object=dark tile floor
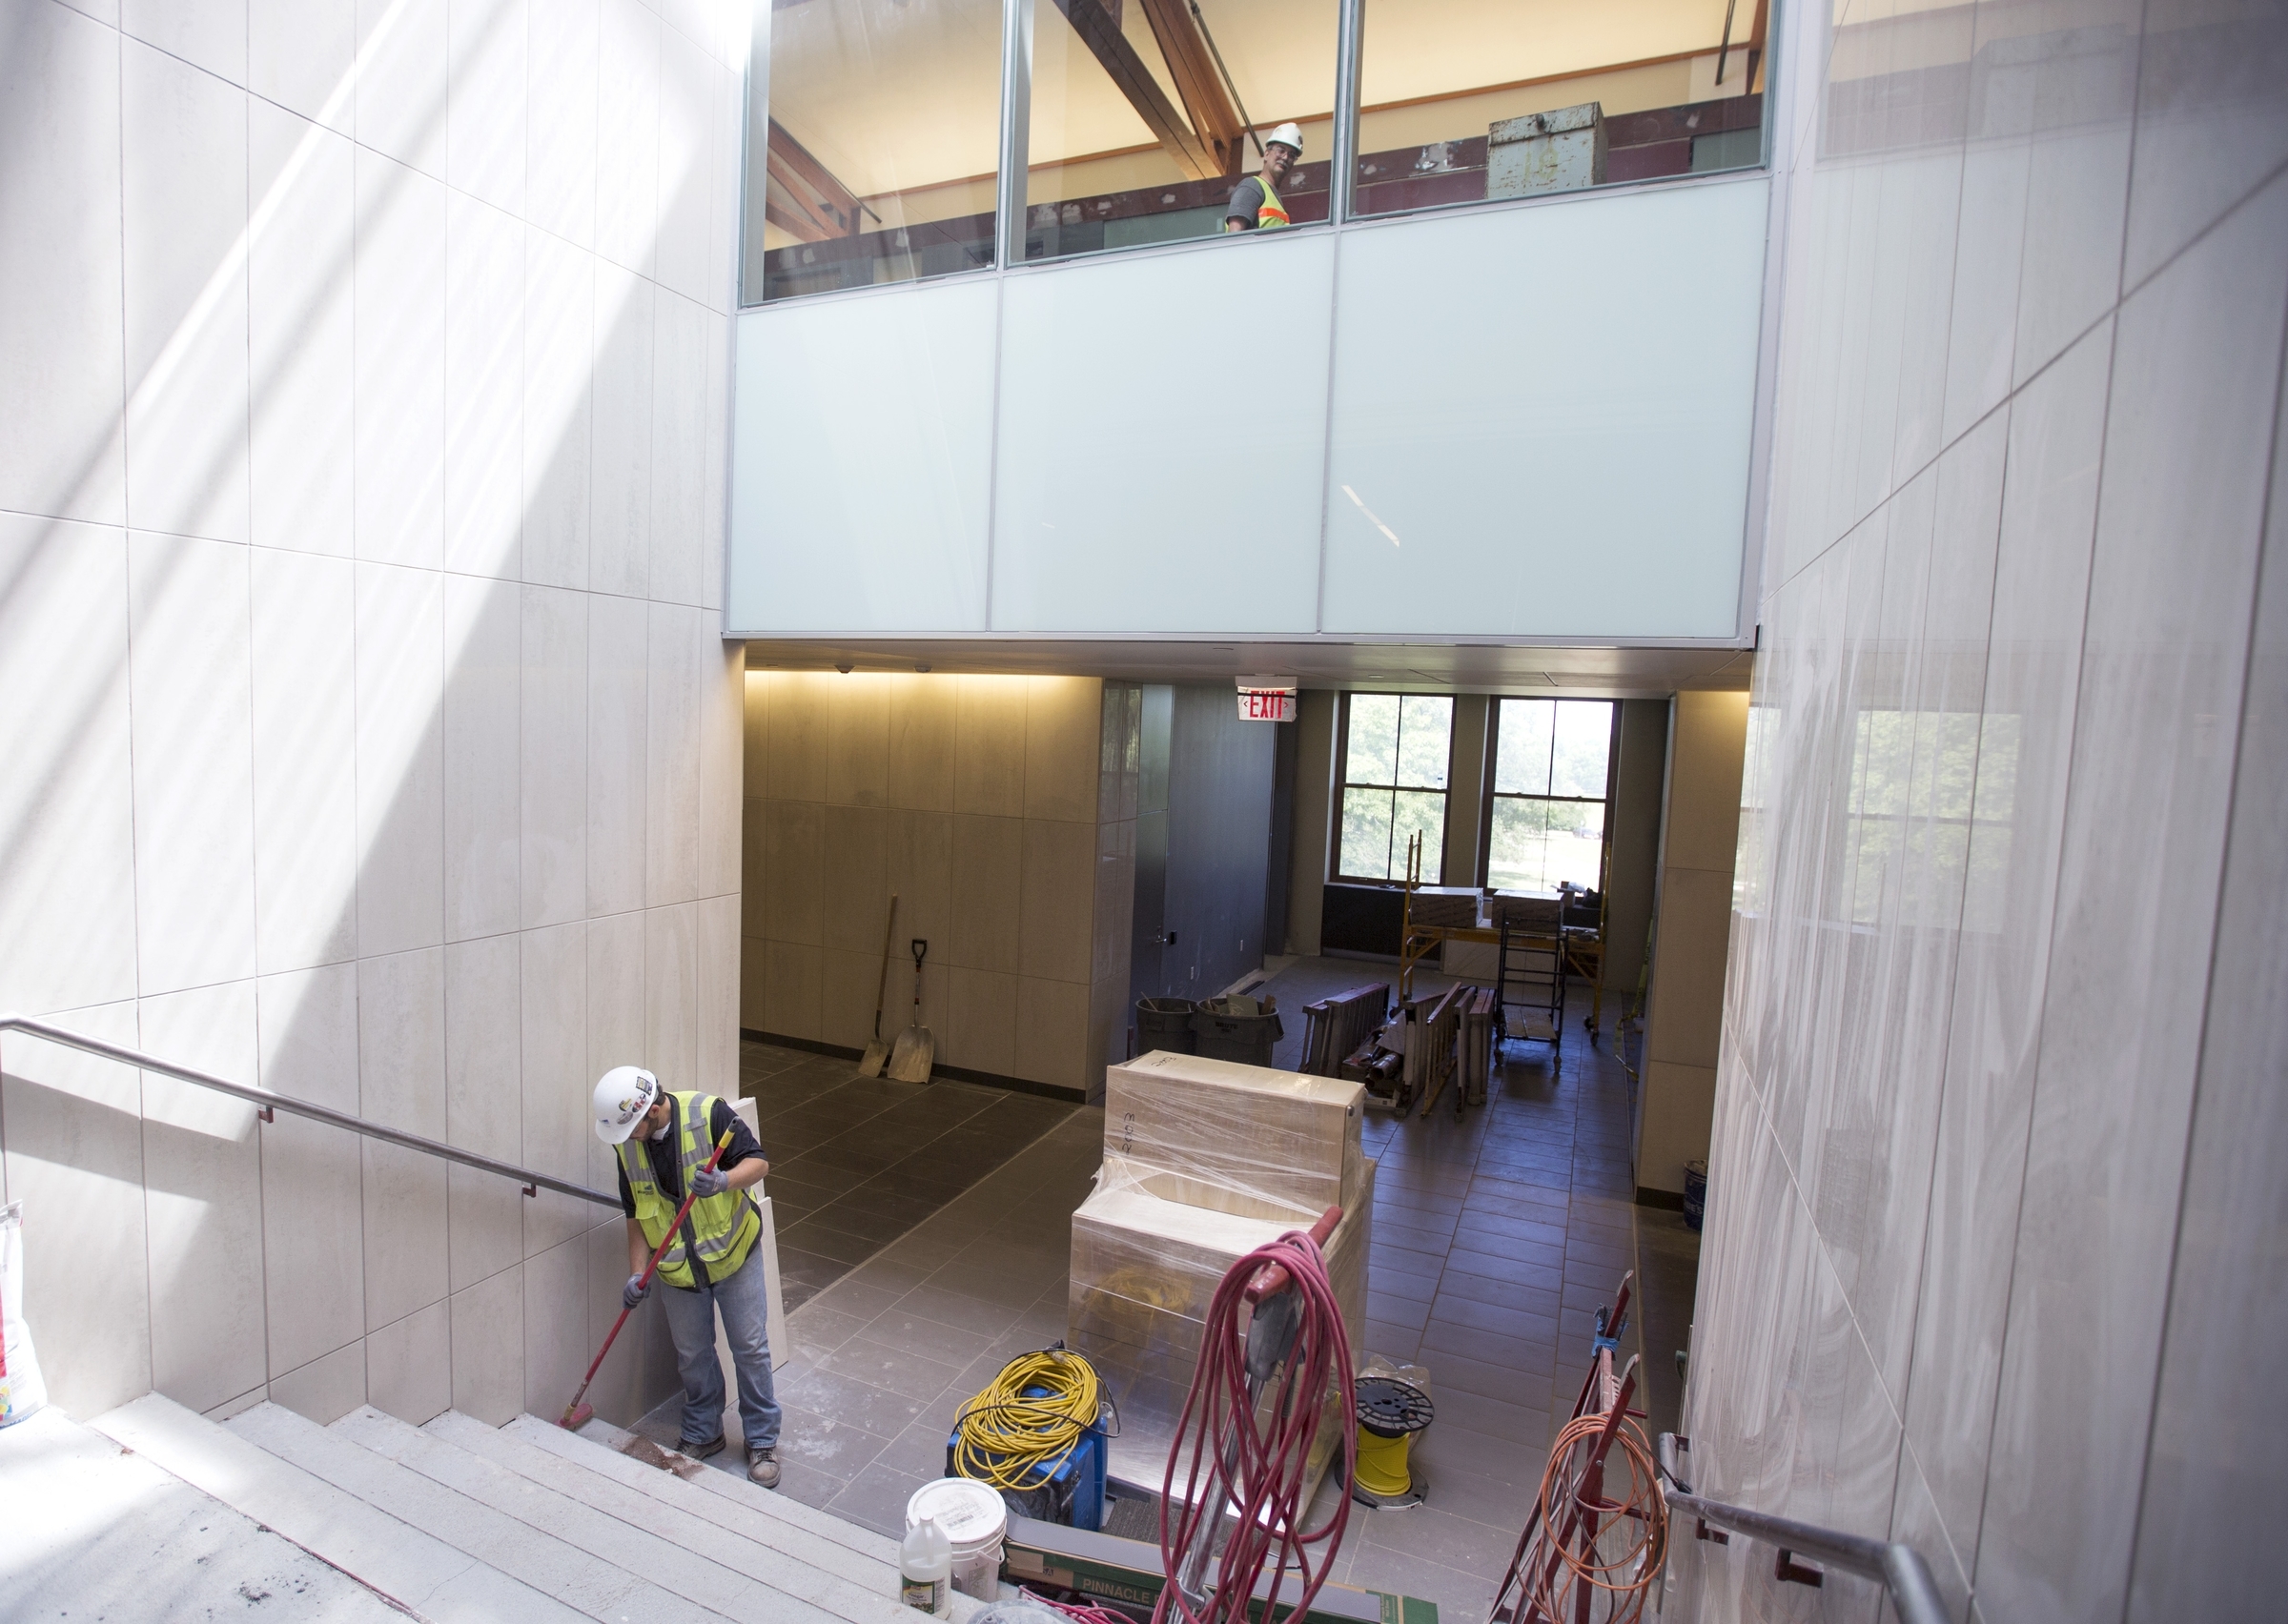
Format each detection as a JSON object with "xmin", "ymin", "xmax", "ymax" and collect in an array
[
  {"xmin": 644, "ymin": 987, "xmax": 1700, "ymax": 1617},
  {"xmin": 731, "ymin": 1041, "xmax": 1079, "ymax": 1312}
]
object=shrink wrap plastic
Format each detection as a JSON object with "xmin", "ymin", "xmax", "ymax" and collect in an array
[
  {"xmin": 1068, "ymin": 1154, "xmax": 1377, "ymax": 1503},
  {"xmin": 1100, "ymin": 1052, "xmax": 1365, "ymax": 1223}
]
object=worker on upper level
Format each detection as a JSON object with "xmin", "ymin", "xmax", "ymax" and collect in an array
[
  {"xmin": 1225, "ymin": 123, "xmax": 1304, "ymax": 233},
  {"xmin": 594, "ymin": 1066, "xmax": 783, "ymax": 1488}
]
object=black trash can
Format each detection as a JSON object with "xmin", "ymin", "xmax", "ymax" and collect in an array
[
  {"xmin": 1192, "ymin": 998, "xmax": 1284, "ymax": 1067},
  {"xmin": 1134, "ymin": 997, "xmax": 1198, "ymax": 1056}
]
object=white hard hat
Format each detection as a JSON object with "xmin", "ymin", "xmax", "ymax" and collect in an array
[
  {"xmin": 593, "ymin": 1066, "xmax": 660, "ymax": 1145},
  {"xmin": 1265, "ymin": 123, "xmax": 1303, "ymax": 155}
]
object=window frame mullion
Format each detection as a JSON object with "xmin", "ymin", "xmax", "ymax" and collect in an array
[
  {"xmin": 995, "ymin": 0, "xmax": 1033, "ymax": 273},
  {"xmin": 1331, "ymin": 0, "xmax": 1365, "ymax": 224}
]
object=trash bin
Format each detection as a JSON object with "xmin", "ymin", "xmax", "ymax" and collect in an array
[
  {"xmin": 1192, "ymin": 998, "xmax": 1284, "ymax": 1067},
  {"xmin": 1134, "ymin": 997, "xmax": 1197, "ymax": 1056}
]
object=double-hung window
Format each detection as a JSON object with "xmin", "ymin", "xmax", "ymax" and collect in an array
[
  {"xmin": 1484, "ymin": 699, "xmax": 1614, "ymax": 892},
  {"xmin": 1335, "ymin": 694, "xmax": 1455, "ymax": 883}
]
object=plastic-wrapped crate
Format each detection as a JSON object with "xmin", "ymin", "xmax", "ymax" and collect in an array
[
  {"xmin": 1101, "ymin": 1051, "xmax": 1363, "ymax": 1224},
  {"xmin": 1066, "ymin": 1157, "xmax": 1376, "ymax": 1505}
]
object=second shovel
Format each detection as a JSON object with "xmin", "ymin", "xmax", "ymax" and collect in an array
[
  {"xmin": 857, "ymin": 894, "xmax": 899, "ymax": 1077},
  {"xmin": 886, "ymin": 938, "xmax": 935, "ymax": 1084}
]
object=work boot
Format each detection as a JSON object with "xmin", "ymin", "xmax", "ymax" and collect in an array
[
  {"xmin": 682, "ymin": 1433, "xmax": 726, "ymax": 1461},
  {"xmin": 747, "ymin": 1446, "xmax": 781, "ymax": 1489}
]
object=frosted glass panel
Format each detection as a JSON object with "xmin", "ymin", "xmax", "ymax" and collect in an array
[
  {"xmin": 1322, "ymin": 176, "xmax": 1767, "ymax": 637},
  {"xmin": 991, "ymin": 232, "xmax": 1333, "ymax": 633},
  {"xmin": 725, "ymin": 280, "xmax": 998, "ymax": 634}
]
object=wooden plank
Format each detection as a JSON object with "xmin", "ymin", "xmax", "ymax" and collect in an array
[
  {"xmin": 1134, "ymin": 0, "xmax": 1248, "ymax": 176},
  {"xmin": 1051, "ymin": 0, "xmax": 1220, "ymax": 180}
]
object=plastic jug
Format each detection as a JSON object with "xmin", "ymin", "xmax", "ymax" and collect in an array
[{"xmin": 899, "ymin": 1513, "xmax": 952, "ymax": 1615}]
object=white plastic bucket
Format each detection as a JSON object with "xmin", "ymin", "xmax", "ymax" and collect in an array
[{"xmin": 906, "ymin": 1478, "xmax": 1007, "ymax": 1601}]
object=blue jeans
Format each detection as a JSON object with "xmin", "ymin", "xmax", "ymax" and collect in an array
[{"xmin": 658, "ymin": 1247, "xmax": 781, "ymax": 1452}]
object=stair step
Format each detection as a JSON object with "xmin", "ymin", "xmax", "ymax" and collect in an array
[
  {"xmin": 505, "ymin": 1416, "xmax": 918, "ymax": 1573},
  {"xmin": 519, "ymin": 1412, "xmax": 910, "ymax": 1569},
  {"xmin": 2, "ymin": 1403, "xmax": 400, "ymax": 1621},
  {"xmin": 229, "ymin": 1401, "xmax": 740, "ymax": 1624},
  {"xmin": 510, "ymin": 1418, "xmax": 919, "ymax": 1573},
  {"xmin": 335, "ymin": 1405, "xmax": 858, "ymax": 1624},
  {"xmin": 94, "ymin": 1392, "xmax": 588, "ymax": 1624},
  {"xmin": 438, "ymin": 1411, "xmax": 953, "ymax": 1624}
]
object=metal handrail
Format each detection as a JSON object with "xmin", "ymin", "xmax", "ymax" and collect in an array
[
  {"xmin": 0, "ymin": 1013, "xmax": 618, "ymax": 1208},
  {"xmin": 1657, "ymin": 1433, "xmax": 1952, "ymax": 1624}
]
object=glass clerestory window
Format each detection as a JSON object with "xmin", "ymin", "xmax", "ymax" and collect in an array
[
  {"xmin": 1337, "ymin": 693, "xmax": 1454, "ymax": 883},
  {"xmin": 746, "ymin": 0, "xmax": 1007, "ymax": 302},
  {"xmin": 1022, "ymin": 0, "xmax": 1338, "ymax": 261},
  {"xmin": 1352, "ymin": 0, "xmax": 1767, "ymax": 219},
  {"xmin": 743, "ymin": 0, "xmax": 1773, "ymax": 303},
  {"xmin": 1486, "ymin": 698, "xmax": 1613, "ymax": 893}
]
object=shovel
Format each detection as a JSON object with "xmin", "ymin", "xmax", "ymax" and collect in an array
[
  {"xmin": 857, "ymin": 894, "xmax": 900, "ymax": 1077},
  {"xmin": 886, "ymin": 938, "xmax": 935, "ymax": 1084}
]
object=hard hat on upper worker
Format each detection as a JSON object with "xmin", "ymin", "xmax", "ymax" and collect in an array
[
  {"xmin": 1265, "ymin": 122, "xmax": 1303, "ymax": 156},
  {"xmin": 593, "ymin": 1066, "xmax": 661, "ymax": 1145}
]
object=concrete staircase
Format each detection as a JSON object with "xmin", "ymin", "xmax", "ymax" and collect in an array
[{"xmin": 2, "ymin": 1395, "xmax": 978, "ymax": 1623}]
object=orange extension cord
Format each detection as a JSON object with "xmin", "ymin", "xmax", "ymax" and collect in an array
[{"xmin": 1494, "ymin": 1408, "xmax": 1669, "ymax": 1624}]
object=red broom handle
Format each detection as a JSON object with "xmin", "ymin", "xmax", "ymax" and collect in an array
[{"xmin": 560, "ymin": 1127, "xmax": 735, "ymax": 1424}]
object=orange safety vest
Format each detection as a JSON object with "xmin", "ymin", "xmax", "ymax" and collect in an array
[{"xmin": 1254, "ymin": 174, "xmax": 1291, "ymax": 230}]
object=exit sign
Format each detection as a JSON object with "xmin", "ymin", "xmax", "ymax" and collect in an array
[{"xmin": 1236, "ymin": 676, "xmax": 1297, "ymax": 722}]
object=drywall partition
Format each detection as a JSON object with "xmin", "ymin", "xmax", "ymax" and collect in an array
[{"xmin": 725, "ymin": 173, "xmax": 1770, "ymax": 643}]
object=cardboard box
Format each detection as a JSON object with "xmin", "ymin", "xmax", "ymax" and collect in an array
[
  {"xmin": 1068, "ymin": 1158, "xmax": 1377, "ymax": 1503},
  {"xmin": 1101, "ymin": 1052, "xmax": 1364, "ymax": 1224}
]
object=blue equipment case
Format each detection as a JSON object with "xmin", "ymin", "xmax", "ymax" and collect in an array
[{"xmin": 946, "ymin": 1399, "xmax": 1108, "ymax": 1532}]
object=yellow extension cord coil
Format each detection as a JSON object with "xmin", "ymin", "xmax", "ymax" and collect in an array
[{"xmin": 950, "ymin": 1350, "xmax": 1102, "ymax": 1490}]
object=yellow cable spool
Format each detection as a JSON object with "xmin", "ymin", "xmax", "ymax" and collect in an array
[
  {"xmin": 950, "ymin": 1350, "xmax": 1103, "ymax": 1492},
  {"xmin": 1355, "ymin": 1428, "xmax": 1415, "ymax": 1496},
  {"xmin": 1353, "ymin": 1375, "xmax": 1435, "ymax": 1501}
]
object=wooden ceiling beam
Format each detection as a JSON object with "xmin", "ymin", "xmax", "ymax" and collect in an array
[
  {"xmin": 765, "ymin": 118, "xmax": 866, "ymax": 241},
  {"xmin": 1051, "ymin": 0, "xmax": 1220, "ymax": 181},
  {"xmin": 1136, "ymin": 0, "xmax": 1247, "ymax": 176}
]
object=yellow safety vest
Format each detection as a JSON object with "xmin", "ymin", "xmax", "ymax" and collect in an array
[
  {"xmin": 618, "ymin": 1091, "xmax": 761, "ymax": 1289},
  {"xmin": 1255, "ymin": 174, "xmax": 1291, "ymax": 230}
]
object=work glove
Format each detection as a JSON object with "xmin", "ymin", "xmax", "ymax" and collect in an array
[
  {"xmin": 689, "ymin": 1167, "xmax": 728, "ymax": 1198},
  {"xmin": 623, "ymin": 1274, "xmax": 650, "ymax": 1310}
]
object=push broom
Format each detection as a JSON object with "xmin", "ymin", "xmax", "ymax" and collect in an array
[{"xmin": 559, "ymin": 1127, "xmax": 734, "ymax": 1431}]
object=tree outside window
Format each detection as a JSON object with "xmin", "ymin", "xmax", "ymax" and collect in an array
[
  {"xmin": 1486, "ymin": 699, "xmax": 1614, "ymax": 893},
  {"xmin": 1337, "ymin": 694, "xmax": 1455, "ymax": 882}
]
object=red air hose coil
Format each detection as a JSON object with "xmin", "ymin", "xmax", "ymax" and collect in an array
[{"xmin": 1154, "ymin": 1229, "xmax": 1357, "ymax": 1624}]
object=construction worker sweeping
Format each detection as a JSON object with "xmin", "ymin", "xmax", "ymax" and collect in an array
[
  {"xmin": 592, "ymin": 1066, "xmax": 783, "ymax": 1487},
  {"xmin": 1225, "ymin": 123, "xmax": 1304, "ymax": 233}
]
